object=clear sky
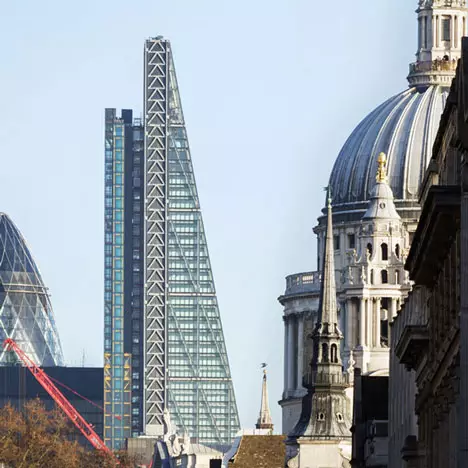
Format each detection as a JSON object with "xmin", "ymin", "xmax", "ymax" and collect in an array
[{"xmin": 1, "ymin": 0, "xmax": 415, "ymax": 429}]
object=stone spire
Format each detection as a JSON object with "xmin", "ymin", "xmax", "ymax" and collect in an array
[
  {"xmin": 256, "ymin": 367, "xmax": 274, "ymax": 432},
  {"xmin": 408, "ymin": 0, "xmax": 467, "ymax": 88},
  {"xmin": 316, "ymin": 191, "xmax": 339, "ymax": 330},
  {"xmin": 285, "ymin": 190, "xmax": 351, "ymax": 456}
]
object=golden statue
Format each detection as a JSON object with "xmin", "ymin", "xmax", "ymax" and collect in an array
[{"xmin": 376, "ymin": 152, "xmax": 388, "ymax": 183}]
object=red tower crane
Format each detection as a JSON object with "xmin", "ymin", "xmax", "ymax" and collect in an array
[{"xmin": 2, "ymin": 338, "xmax": 116, "ymax": 462}]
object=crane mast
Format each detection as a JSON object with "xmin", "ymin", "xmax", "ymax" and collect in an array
[{"xmin": 2, "ymin": 338, "xmax": 115, "ymax": 459}]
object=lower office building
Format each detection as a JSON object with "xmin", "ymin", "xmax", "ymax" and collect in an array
[
  {"xmin": 103, "ymin": 37, "xmax": 239, "ymax": 449},
  {"xmin": 0, "ymin": 366, "xmax": 103, "ymax": 449}
]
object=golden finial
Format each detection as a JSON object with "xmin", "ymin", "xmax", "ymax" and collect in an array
[{"xmin": 376, "ymin": 152, "xmax": 388, "ymax": 183}]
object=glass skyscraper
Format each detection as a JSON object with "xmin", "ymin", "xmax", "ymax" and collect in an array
[
  {"xmin": 104, "ymin": 37, "xmax": 239, "ymax": 450},
  {"xmin": 104, "ymin": 109, "xmax": 144, "ymax": 448},
  {"xmin": 0, "ymin": 213, "xmax": 64, "ymax": 367}
]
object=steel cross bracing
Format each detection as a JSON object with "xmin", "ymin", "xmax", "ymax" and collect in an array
[
  {"xmin": 143, "ymin": 37, "xmax": 239, "ymax": 443},
  {"xmin": 144, "ymin": 38, "xmax": 170, "ymax": 436}
]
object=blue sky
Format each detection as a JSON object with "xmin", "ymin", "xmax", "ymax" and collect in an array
[{"xmin": 1, "ymin": 0, "xmax": 414, "ymax": 429}]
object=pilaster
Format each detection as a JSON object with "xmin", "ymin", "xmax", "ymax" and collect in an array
[
  {"xmin": 284, "ymin": 316, "xmax": 290, "ymax": 398},
  {"xmin": 297, "ymin": 314, "xmax": 305, "ymax": 394}
]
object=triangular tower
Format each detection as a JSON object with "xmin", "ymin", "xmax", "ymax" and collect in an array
[
  {"xmin": 256, "ymin": 367, "xmax": 274, "ymax": 433},
  {"xmin": 144, "ymin": 37, "xmax": 240, "ymax": 446},
  {"xmin": 285, "ymin": 191, "xmax": 351, "ymax": 468}
]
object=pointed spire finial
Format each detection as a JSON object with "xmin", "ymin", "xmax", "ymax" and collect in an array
[
  {"xmin": 317, "ymin": 185, "xmax": 338, "ymax": 327},
  {"xmin": 256, "ymin": 364, "xmax": 273, "ymax": 432},
  {"xmin": 376, "ymin": 152, "xmax": 388, "ymax": 183}
]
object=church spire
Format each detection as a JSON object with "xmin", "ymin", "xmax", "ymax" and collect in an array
[
  {"xmin": 285, "ymin": 190, "xmax": 350, "ymax": 450},
  {"xmin": 256, "ymin": 367, "xmax": 274, "ymax": 432},
  {"xmin": 314, "ymin": 189, "xmax": 341, "ymax": 343},
  {"xmin": 408, "ymin": 0, "xmax": 467, "ymax": 88}
]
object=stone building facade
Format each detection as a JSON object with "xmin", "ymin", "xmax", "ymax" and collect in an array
[
  {"xmin": 280, "ymin": 0, "xmax": 468, "ymax": 437},
  {"xmin": 389, "ymin": 37, "xmax": 468, "ymax": 468}
]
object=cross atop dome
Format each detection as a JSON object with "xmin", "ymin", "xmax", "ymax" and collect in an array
[{"xmin": 408, "ymin": 0, "xmax": 467, "ymax": 88}]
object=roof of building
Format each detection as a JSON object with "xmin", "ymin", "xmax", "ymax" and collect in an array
[
  {"xmin": 227, "ymin": 435, "xmax": 285, "ymax": 468},
  {"xmin": 328, "ymin": 85, "xmax": 448, "ymax": 213},
  {"xmin": 186, "ymin": 442, "xmax": 223, "ymax": 456}
]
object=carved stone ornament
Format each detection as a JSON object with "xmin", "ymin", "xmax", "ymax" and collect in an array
[
  {"xmin": 163, "ymin": 408, "xmax": 177, "ymax": 441},
  {"xmin": 286, "ymin": 454, "xmax": 299, "ymax": 468}
]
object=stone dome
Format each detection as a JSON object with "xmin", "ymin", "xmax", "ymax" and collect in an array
[{"xmin": 328, "ymin": 85, "xmax": 449, "ymax": 219}]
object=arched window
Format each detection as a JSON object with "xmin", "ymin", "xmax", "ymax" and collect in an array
[
  {"xmin": 395, "ymin": 269, "xmax": 400, "ymax": 284},
  {"xmin": 322, "ymin": 343, "xmax": 329, "ymax": 363},
  {"xmin": 367, "ymin": 243, "xmax": 373, "ymax": 258},
  {"xmin": 395, "ymin": 244, "xmax": 400, "ymax": 259},
  {"xmin": 331, "ymin": 344, "xmax": 338, "ymax": 363},
  {"xmin": 381, "ymin": 243, "xmax": 388, "ymax": 261},
  {"xmin": 370, "ymin": 269, "xmax": 374, "ymax": 285},
  {"xmin": 381, "ymin": 270, "xmax": 388, "ymax": 284}
]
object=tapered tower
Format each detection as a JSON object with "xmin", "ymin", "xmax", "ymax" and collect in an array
[{"xmin": 104, "ymin": 37, "xmax": 240, "ymax": 450}]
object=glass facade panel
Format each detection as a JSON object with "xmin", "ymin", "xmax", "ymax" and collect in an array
[{"xmin": 164, "ymin": 48, "xmax": 239, "ymax": 446}]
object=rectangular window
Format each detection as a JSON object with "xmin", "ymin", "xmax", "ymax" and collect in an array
[
  {"xmin": 348, "ymin": 234, "xmax": 356, "ymax": 249},
  {"xmin": 442, "ymin": 17, "xmax": 451, "ymax": 42},
  {"xmin": 333, "ymin": 235, "xmax": 340, "ymax": 251}
]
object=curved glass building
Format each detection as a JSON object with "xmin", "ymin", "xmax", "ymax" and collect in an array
[{"xmin": 0, "ymin": 213, "xmax": 64, "ymax": 366}]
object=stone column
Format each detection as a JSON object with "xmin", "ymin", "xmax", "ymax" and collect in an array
[
  {"xmin": 452, "ymin": 14, "xmax": 456, "ymax": 46},
  {"xmin": 283, "ymin": 316, "xmax": 289, "ymax": 396},
  {"xmin": 391, "ymin": 297, "xmax": 397, "ymax": 319},
  {"xmin": 359, "ymin": 298, "xmax": 366, "ymax": 347},
  {"xmin": 366, "ymin": 298, "xmax": 373, "ymax": 348},
  {"xmin": 375, "ymin": 298, "xmax": 381, "ymax": 348},
  {"xmin": 287, "ymin": 315, "xmax": 296, "ymax": 392},
  {"xmin": 297, "ymin": 314, "xmax": 304, "ymax": 391},
  {"xmin": 345, "ymin": 299, "xmax": 353, "ymax": 349}
]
